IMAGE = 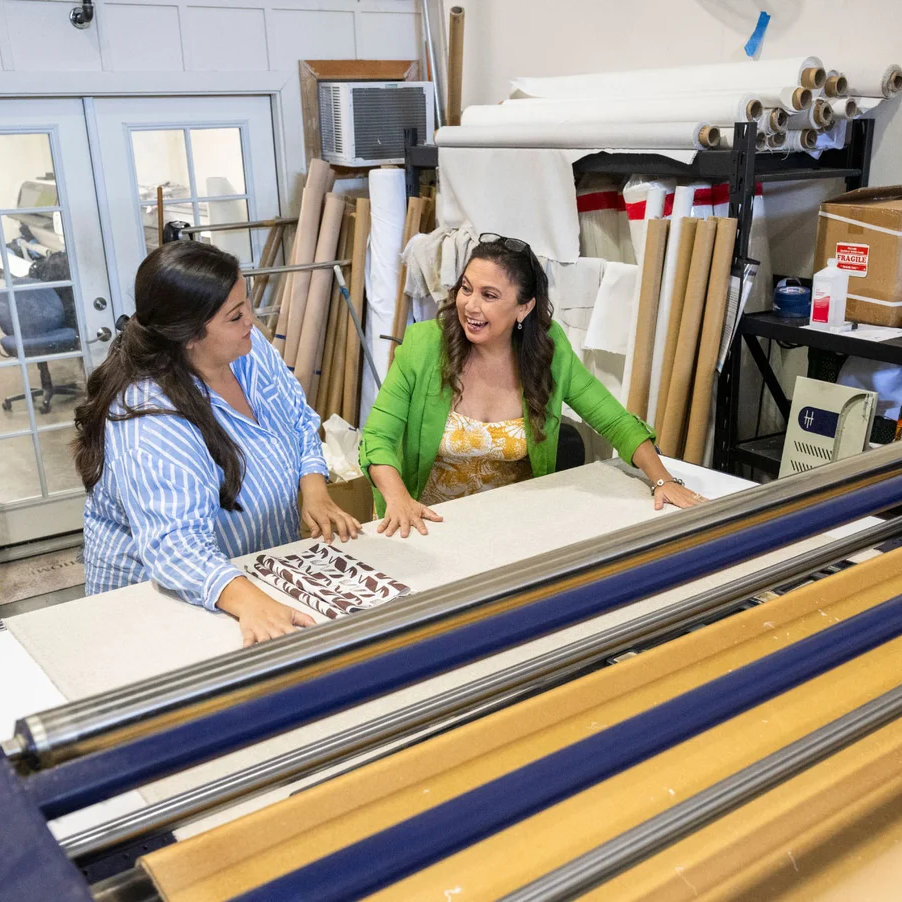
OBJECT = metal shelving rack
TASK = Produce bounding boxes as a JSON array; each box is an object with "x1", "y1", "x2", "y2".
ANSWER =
[{"x1": 404, "y1": 119, "x2": 876, "y2": 475}]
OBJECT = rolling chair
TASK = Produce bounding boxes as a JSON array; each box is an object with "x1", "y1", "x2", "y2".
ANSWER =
[{"x1": 0, "y1": 279, "x2": 79, "y2": 414}]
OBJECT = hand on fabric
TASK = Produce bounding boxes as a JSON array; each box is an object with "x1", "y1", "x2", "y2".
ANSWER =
[
  {"x1": 378, "y1": 493, "x2": 443, "y2": 538},
  {"x1": 300, "y1": 474, "x2": 361, "y2": 543},
  {"x1": 216, "y1": 577, "x2": 315, "y2": 647},
  {"x1": 653, "y1": 481, "x2": 708, "y2": 510}
]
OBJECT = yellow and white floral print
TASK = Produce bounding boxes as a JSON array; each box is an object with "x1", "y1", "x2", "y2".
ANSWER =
[{"x1": 420, "y1": 411, "x2": 532, "y2": 506}]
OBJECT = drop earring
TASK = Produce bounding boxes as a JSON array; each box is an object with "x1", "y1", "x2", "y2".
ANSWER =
[{"x1": 517, "y1": 321, "x2": 523, "y2": 330}]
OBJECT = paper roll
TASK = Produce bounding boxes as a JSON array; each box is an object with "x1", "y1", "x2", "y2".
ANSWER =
[
  {"x1": 683, "y1": 218, "x2": 737, "y2": 465},
  {"x1": 462, "y1": 93, "x2": 762, "y2": 128},
  {"x1": 654, "y1": 218, "x2": 698, "y2": 432},
  {"x1": 510, "y1": 57, "x2": 824, "y2": 100},
  {"x1": 657, "y1": 218, "x2": 717, "y2": 458},
  {"x1": 279, "y1": 159, "x2": 335, "y2": 366},
  {"x1": 625, "y1": 219, "x2": 668, "y2": 420},
  {"x1": 647, "y1": 186, "x2": 694, "y2": 427},
  {"x1": 844, "y1": 63, "x2": 902, "y2": 99},
  {"x1": 435, "y1": 122, "x2": 721, "y2": 150},
  {"x1": 447, "y1": 6, "x2": 465, "y2": 127},
  {"x1": 342, "y1": 199, "x2": 371, "y2": 426},
  {"x1": 294, "y1": 193, "x2": 345, "y2": 394}
]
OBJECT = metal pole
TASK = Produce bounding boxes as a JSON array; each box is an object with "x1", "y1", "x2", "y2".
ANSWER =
[
  {"x1": 59, "y1": 517, "x2": 902, "y2": 861},
  {"x1": 175, "y1": 217, "x2": 297, "y2": 236},
  {"x1": 241, "y1": 259, "x2": 350, "y2": 278},
  {"x1": 420, "y1": 0, "x2": 445, "y2": 129},
  {"x1": 332, "y1": 265, "x2": 382, "y2": 390}
]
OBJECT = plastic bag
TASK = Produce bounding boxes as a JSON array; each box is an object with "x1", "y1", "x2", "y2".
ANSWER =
[{"x1": 321, "y1": 414, "x2": 363, "y2": 484}]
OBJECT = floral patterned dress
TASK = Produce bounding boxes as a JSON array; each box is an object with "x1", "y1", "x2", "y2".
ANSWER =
[{"x1": 419, "y1": 410, "x2": 533, "y2": 506}]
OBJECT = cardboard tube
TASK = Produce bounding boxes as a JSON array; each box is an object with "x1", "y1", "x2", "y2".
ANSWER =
[
  {"x1": 388, "y1": 197, "x2": 425, "y2": 366},
  {"x1": 251, "y1": 224, "x2": 284, "y2": 311},
  {"x1": 766, "y1": 132, "x2": 787, "y2": 149},
  {"x1": 790, "y1": 87, "x2": 812, "y2": 110},
  {"x1": 654, "y1": 218, "x2": 698, "y2": 433},
  {"x1": 342, "y1": 199, "x2": 371, "y2": 426},
  {"x1": 281, "y1": 159, "x2": 335, "y2": 367},
  {"x1": 626, "y1": 218, "x2": 668, "y2": 420},
  {"x1": 657, "y1": 218, "x2": 717, "y2": 458},
  {"x1": 745, "y1": 98, "x2": 763, "y2": 121},
  {"x1": 315, "y1": 209, "x2": 353, "y2": 415},
  {"x1": 683, "y1": 218, "x2": 737, "y2": 465},
  {"x1": 294, "y1": 193, "x2": 345, "y2": 394},
  {"x1": 825, "y1": 72, "x2": 848, "y2": 97},
  {"x1": 156, "y1": 186, "x2": 164, "y2": 246},
  {"x1": 801, "y1": 66, "x2": 826, "y2": 89},
  {"x1": 447, "y1": 6, "x2": 465, "y2": 127},
  {"x1": 271, "y1": 223, "x2": 302, "y2": 351}
]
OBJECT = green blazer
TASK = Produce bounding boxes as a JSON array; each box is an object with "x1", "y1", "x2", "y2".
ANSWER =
[{"x1": 359, "y1": 319, "x2": 655, "y2": 516}]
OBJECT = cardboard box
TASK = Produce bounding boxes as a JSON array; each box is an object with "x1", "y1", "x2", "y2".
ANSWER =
[
  {"x1": 299, "y1": 475, "x2": 375, "y2": 538},
  {"x1": 814, "y1": 186, "x2": 902, "y2": 327}
]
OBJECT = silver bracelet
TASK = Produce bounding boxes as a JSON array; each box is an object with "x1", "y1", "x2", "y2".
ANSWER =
[{"x1": 650, "y1": 477, "x2": 685, "y2": 497}]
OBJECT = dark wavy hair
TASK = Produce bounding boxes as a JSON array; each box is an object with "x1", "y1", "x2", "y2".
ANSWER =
[
  {"x1": 438, "y1": 239, "x2": 555, "y2": 442},
  {"x1": 73, "y1": 241, "x2": 246, "y2": 510}
]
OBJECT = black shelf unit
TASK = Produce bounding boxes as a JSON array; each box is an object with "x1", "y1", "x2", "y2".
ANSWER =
[{"x1": 405, "y1": 120, "x2": 876, "y2": 474}]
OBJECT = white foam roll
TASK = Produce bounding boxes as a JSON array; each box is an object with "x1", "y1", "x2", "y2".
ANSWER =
[
  {"x1": 647, "y1": 185, "x2": 693, "y2": 427},
  {"x1": 844, "y1": 63, "x2": 902, "y2": 98},
  {"x1": 827, "y1": 97, "x2": 859, "y2": 120},
  {"x1": 510, "y1": 57, "x2": 824, "y2": 100},
  {"x1": 461, "y1": 93, "x2": 762, "y2": 129},
  {"x1": 434, "y1": 122, "x2": 720, "y2": 150},
  {"x1": 361, "y1": 168, "x2": 406, "y2": 427}
]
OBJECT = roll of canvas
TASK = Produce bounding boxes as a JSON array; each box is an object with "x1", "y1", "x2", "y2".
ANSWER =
[
  {"x1": 510, "y1": 57, "x2": 824, "y2": 100},
  {"x1": 647, "y1": 186, "x2": 693, "y2": 427},
  {"x1": 577, "y1": 177, "x2": 624, "y2": 261},
  {"x1": 583, "y1": 261, "x2": 639, "y2": 355},
  {"x1": 824, "y1": 70, "x2": 849, "y2": 98},
  {"x1": 756, "y1": 107, "x2": 788, "y2": 135},
  {"x1": 774, "y1": 129, "x2": 817, "y2": 152},
  {"x1": 720, "y1": 129, "x2": 767, "y2": 152},
  {"x1": 278, "y1": 159, "x2": 335, "y2": 366},
  {"x1": 658, "y1": 218, "x2": 717, "y2": 457},
  {"x1": 787, "y1": 98, "x2": 833, "y2": 130},
  {"x1": 625, "y1": 218, "x2": 669, "y2": 420},
  {"x1": 683, "y1": 217, "x2": 737, "y2": 465},
  {"x1": 654, "y1": 218, "x2": 698, "y2": 431},
  {"x1": 828, "y1": 97, "x2": 860, "y2": 120},
  {"x1": 294, "y1": 193, "x2": 345, "y2": 394},
  {"x1": 361, "y1": 168, "x2": 407, "y2": 426},
  {"x1": 462, "y1": 93, "x2": 762, "y2": 128},
  {"x1": 435, "y1": 122, "x2": 721, "y2": 150},
  {"x1": 844, "y1": 63, "x2": 902, "y2": 98}
]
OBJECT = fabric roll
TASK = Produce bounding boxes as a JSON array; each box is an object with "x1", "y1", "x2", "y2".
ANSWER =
[
  {"x1": 277, "y1": 159, "x2": 335, "y2": 367},
  {"x1": 647, "y1": 185, "x2": 694, "y2": 427},
  {"x1": 657, "y1": 218, "x2": 717, "y2": 457},
  {"x1": 510, "y1": 57, "x2": 824, "y2": 100},
  {"x1": 623, "y1": 176, "x2": 675, "y2": 260},
  {"x1": 576, "y1": 176, "x2": 624, "y2": 261},
  {"x1": 688, "y1": 182, "x2": 714, "y2": 219},
  {"x1": 583, "y1": 262, "x2": 639, "y2": 355},
  {"x1": 294, "y1": 193, "x2": 345, "y2": 394},
  {"x1": 844, "y1": 63, "x2": 902, "y2": 98},
  {"x1": 683, "y1": 218, "x2": 737, "y2": 465},
  {"x1": 462, "y1": 93, "x2": 761, "y2": 128},
  {"x1": 654, "y1": 218, "x2": 698, "y2": 432},
  {"x1": 828, "y1": 97, "x2": 859, "y2": 120},
  {"x1": 625, "y1": 219, "x2": 669, "y2": 420},
  {"x1": 361, "y1": 169, "x2": 406, "y2": 427}
]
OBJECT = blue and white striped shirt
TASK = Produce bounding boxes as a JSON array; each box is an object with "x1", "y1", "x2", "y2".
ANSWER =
[{"x1": 83, "y1": 328, "x2": 329, "y2": 609}]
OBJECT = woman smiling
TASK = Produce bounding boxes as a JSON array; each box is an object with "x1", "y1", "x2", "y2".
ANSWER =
[{"x1": 360, "y1": 234, "x2": 703, "y2": 538}]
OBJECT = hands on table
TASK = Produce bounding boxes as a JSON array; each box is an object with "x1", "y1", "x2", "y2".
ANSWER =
[
  {"x1": 377, "y1": 493, "x2": 443, "y2": 538},
  {"x1": 216, "y1": 576, "x2": 315, "y2": 647},
  {"x1": 653, "y1": 480, "x2": 708, "y2": 510},
  {"x1": 300, "y1": 473, "x2": 362, "y2": 543}
]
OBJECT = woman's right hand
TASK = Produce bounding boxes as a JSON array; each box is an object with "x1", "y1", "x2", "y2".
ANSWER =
[
  {"x1": 217, "y1": 577, "x2": 316, "y2": 647},
  {"x1": 377, "y1": 493, "x2": 443, "y2": 538}
]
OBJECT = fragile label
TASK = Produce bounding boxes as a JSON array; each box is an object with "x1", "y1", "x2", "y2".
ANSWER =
[{"x1": 835, "y1": 243, "x2": 869, "y2": 277}]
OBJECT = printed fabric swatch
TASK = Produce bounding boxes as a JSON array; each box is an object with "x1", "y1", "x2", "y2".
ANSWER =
[{"x1": 248, "y1": 543, "x2": 411, "y2": 620}]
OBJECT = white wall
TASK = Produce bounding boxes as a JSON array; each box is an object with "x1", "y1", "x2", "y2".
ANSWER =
[{"x1": 444, "y1": 0, "x2": 902, "y2": 186}]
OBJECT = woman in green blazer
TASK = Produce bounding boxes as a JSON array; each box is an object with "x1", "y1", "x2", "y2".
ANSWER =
[{"x1": 360, "y1": 235, "x2": 704, "y2": 537}]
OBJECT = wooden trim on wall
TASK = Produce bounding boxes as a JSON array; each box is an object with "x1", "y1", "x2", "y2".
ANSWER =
[{"x1": 299, "y1": 59, "x2": 420, "y2": 179}]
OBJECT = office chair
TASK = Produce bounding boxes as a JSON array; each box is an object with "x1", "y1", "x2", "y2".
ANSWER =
[{"x1": 0, "y1": 279, "x2": 79, "y2": 414}]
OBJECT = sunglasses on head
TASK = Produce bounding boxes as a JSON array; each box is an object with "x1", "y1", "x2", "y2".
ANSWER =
[{"x1": 478, "y1": 233, "x2": 532, "y2": 255}]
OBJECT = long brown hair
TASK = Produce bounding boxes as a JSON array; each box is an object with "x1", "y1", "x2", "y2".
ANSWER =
[
  {"x1": 73, "y1": 241, "x2": 247, "y2": 510},
  {"x1": 438, "y1": 240, "x2": 555, "y2": 441}
]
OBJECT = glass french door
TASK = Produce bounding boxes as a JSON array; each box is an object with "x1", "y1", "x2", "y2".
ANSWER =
[
  {"x1": 0, "y1": 99, "x2": 116, "y2": 547},
  {"x1": 0, "y1": 95, "x2": 281, "y2": 547}
]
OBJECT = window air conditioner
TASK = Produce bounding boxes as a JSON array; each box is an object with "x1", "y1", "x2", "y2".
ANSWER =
[{"x1": 318, "y1": 81, "x2": 435, "y2": 167}]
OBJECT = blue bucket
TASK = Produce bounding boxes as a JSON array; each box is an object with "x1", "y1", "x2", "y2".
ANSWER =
[{"x1": 774, "y1": 278, "x2": 811, "y2": 319}]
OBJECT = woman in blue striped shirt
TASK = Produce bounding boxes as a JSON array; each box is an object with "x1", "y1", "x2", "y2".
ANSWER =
[{"x1": 73, "y1": 242, "x2": 360, "y2": 646}]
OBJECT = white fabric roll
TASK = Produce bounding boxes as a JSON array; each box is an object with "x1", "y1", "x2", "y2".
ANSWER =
[
  {"x1": 462, "y1": 93, "x2": 760, "y2": 128},
  {"x1": 361, "y1": 168, "x2": 406, "y2": 427},
  {"x1": 844, "y1": 63, "x2": 902, "y2": 98},
  {"x1": 510, "y1": 57, "x2": 823, "y2": 100},
  {"x1": 438, "y1": 147, "x2": 583, "y2": 263},
  {"x1": 623, "y1": 177, "x2": 673, "y2": 260},
  {"x1": 827, "y1": 97, "x2": 859, "y2": 120},
  {"x1": 647, "y1": 185, "x2": 694, "y2": 427},
  {"x1": 435, "y1": 122, "x2": 717, "y2": 151},
  {"x1": 583, "y1": 261, "x2": 638, "y2": 355}
]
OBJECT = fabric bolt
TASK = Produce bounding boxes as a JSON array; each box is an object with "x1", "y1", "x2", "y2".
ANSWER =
[
  {"x1": 420, "y1": 411, "x2": 532, "y2": 506},
  {"x1": 359, "y1": 320, "x2": 655, "y2": 517},
  {"x1": 82, "y1": 328, "x2": 328, "y2": 609},
  {"x1": 583, "y1": 261, "x2": 639, "y2": 355}
]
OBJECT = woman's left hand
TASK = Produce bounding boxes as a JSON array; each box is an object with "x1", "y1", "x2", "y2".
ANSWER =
[
  {"x1": 654, "y1": 481, "x2": 707, "y2": 510},
  {"x1": 302, "y1": 494, "x2": 362, "y2": 542}
]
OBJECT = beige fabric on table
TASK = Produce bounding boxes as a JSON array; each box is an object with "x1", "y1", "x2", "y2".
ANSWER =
[{"x1": 5, "y1": 462, "x2": 834, "y2": 840}]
